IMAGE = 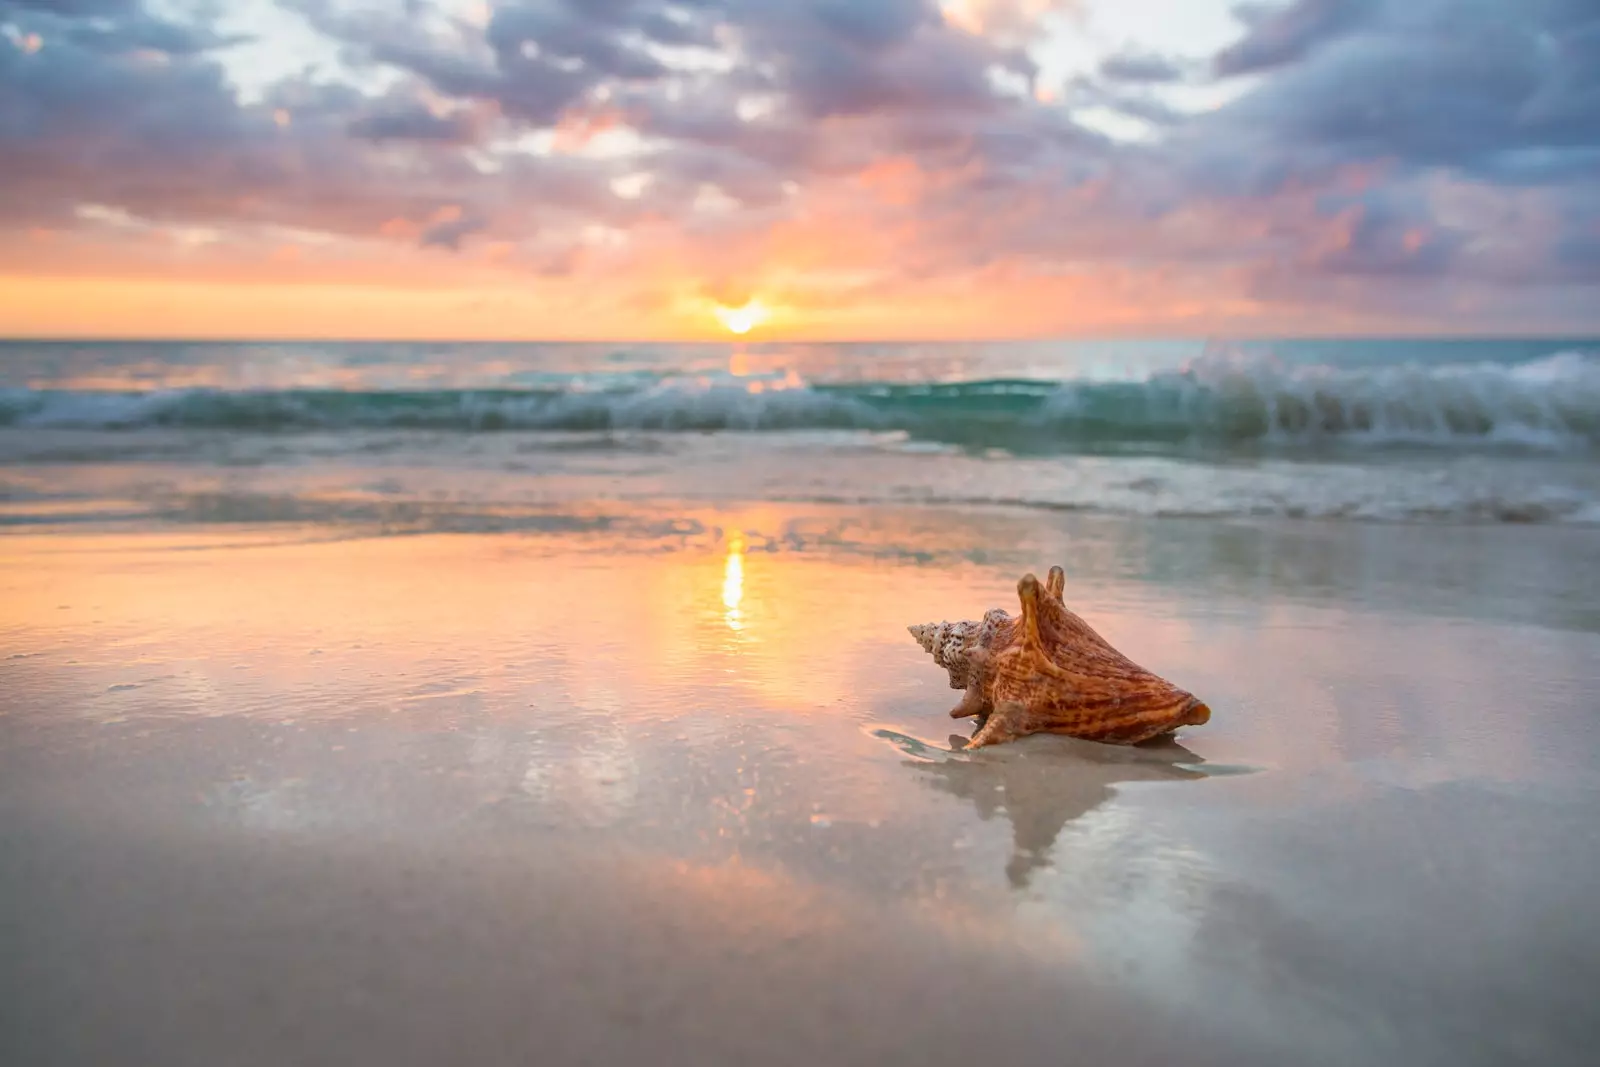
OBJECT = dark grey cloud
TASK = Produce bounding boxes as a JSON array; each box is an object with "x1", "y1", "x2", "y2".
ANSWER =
[
  {"x1": 306, "y1": 0, "x2": 1012, "y2": 127},
  {"x1": 1179, "y1": 14, "x2": 1600, "y2": 286},
  {"x1": 1099, "y1": 52, "x2": 1186, "y2": 83},
  {"x1": 1306, "y1": 193, "x2": 1463, "y2": 277},
  {"x1": 348, "y1": 99, "x2": 477, "y2": 143},
  {"x1": 1214, "y1": 0, "x2": 1377, "y2": 77},
  {"x1": 2, "y1": 0, "x2": 231, "y2": 54},
  {"x1": 1201, "y1": 0, "x2": 1600, "y2": 185},
  {"x1": 6, "y1": 0, "x2": 142, "y2": 15},
  {"x1": 420, "y1": 209, "x2": 488, "y2": 250},
  {"x1": 0, "y1": 3, "x2": 270, "y2": 229},
  {"x1": 734, "y1": 0, "x2": 1034, "y2": 121},
  {"x1": 0, "y1": 0, "x2": 621, "y2": 251},
  {"x1": 1555, "y1": 227, "x2": 1600, "y2": 279},
  {"x1": 775, "y1": 24, "x2": 1001, "y2": 119},
  {"x1": 802, "y1": 0, "x2": 934, "y2": 50},
  {"x1": 284, "y1": 0, "x2": 1057, "y2": 216}
]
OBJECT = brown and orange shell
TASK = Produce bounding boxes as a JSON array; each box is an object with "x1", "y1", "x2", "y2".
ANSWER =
[{"x1": 909, "y1": 566, "x2": 1210, "y2": 748}]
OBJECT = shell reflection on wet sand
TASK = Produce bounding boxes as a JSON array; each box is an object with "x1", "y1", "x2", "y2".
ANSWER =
[
  {"x1": 910, "y1": 566, "x2": 1212, "y2": 748},
  {"x1": 872, "y1": 728, "x2": 1211, "y2": 888}
]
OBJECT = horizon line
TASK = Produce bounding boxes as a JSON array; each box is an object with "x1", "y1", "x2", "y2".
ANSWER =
[{"x1": 2, "y1": 331, "x2": 1597, "y2": 345}]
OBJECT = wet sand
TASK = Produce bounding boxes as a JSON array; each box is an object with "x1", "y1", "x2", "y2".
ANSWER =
[{"x1": 3, "y1": 508, "x2": 1600, "y2": 1066}]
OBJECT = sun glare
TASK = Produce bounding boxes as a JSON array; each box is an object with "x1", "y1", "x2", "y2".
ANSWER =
[
  {"x1": 722, "y1": 535, "x2": 746, "y2": 632},
  {"x1": 714, "y1": 299, "x2": 769, "y2": 335}
]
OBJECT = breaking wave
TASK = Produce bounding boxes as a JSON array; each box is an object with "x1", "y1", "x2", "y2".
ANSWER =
[{"x1": 3, "y1": 350, "x2": 1596, "y2": 453}]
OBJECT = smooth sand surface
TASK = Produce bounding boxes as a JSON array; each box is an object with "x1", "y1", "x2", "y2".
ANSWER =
[{"x1": 4, "y1": 508, "x2": 1600, "y2": 1066}]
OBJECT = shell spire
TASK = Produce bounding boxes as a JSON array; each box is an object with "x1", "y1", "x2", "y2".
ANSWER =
[{"x1": 907, "y1": 619, "x2": 980, "y2": 691}]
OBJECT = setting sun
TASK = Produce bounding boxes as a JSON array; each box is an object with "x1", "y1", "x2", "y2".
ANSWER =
[{"x1": 714, "y1": 299, "x2": 770, "y2": 336}]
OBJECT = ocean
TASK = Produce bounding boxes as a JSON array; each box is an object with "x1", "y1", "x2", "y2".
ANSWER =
[
  {"x1": 6, "y1": 335, "x2": 1600, "y2": 1066},
  {"x1": 1, "y1": 336, "x2": 1597, "y2": 529}
]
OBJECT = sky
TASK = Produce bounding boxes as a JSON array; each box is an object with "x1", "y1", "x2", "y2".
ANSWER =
[{"x1": 0, "y1": 0, "x2": 1596, "y2": 340}]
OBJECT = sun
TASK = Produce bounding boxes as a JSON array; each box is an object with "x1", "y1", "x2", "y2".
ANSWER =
[{"x1": 713, "y1": 299, "x2": 769, "y2": 336}]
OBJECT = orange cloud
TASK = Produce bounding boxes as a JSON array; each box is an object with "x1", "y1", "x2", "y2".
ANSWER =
[
  {"x1": 857, "y1": 157, "x2": 924, "y2": 207},
  {"x1": 379, "y1": 217, "x2": 419, "y2": 240},
  {"x1": 940, "y1": 0, "x2": 1073, "y2": 38},
  {"x1": 551, "y1": 107, "x2": 626, "y2": 153}
]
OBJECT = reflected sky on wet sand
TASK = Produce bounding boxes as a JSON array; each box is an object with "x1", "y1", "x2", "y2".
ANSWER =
[{"x1": 4, "y1": 508, "x2": 1600, "y2": 1066}]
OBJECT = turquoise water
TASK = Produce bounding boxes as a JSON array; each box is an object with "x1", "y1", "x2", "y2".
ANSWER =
[
  {"x1": 2, "y1": 337, "x2": 1598, "y2": 524},
  {"x1": 3, "y1": 338, "x2": 1597, "y2": 448}
]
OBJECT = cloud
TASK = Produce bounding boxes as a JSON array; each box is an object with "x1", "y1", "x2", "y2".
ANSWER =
[
  {"x1": 347, "y1": 98, "x2": 479, "y2": 143},
  {"x1": 0, "y1": 0, "x2": 1597, "y2": 333},
  {"x1": 419, "y1": 205, "x2": 487, "y2": 250},
  {"x1": 8, "y1": 0, "x2": 142, "y2": 15},
  {"x1": 1214, "y1": 0, "x2": 1376, "y2": 77},
  {"x1": 1210, "y1": 5, "x2": 1587, "y2": 173},
  {"x1": 4, "y1": 0, "x2": 236, "y2": 53},
  {"x1": 1098, "y1": 51, "x2": 1187, "y2": 83},
  {"x1": 0, "y1": 0, "x2": 630, "y2": 246}
]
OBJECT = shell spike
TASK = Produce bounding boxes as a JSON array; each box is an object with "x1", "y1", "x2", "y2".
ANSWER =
[
  {"x1": 1017, "y1": 573, "x2": 1044, "y2": 652},
  {"x1": 1046, "y1": 566, "x2": 1065, "y2": 600}
]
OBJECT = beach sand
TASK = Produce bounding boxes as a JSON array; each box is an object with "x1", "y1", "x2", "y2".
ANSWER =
[{"x1": 4, "y1": 506, "x2": 1599, "y2": 1066}]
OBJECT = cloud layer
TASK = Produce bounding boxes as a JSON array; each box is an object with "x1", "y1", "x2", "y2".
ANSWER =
[{"x1": 1, "y1": 0, "x2": 1596, "y2": 337}]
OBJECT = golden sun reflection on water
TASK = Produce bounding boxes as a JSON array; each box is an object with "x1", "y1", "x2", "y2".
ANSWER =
[{"x1": 722, "y1": 534, "x2": 746, "y2": 632}]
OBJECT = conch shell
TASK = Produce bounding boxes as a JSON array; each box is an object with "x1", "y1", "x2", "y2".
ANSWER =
[{"x1": 909, "y1": 567, "x2": 1210, "y2": 748}]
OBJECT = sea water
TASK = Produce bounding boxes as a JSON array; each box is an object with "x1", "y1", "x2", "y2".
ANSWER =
[{"x1": 1, "y1": 337, "x2": 1597, "y2": 526}]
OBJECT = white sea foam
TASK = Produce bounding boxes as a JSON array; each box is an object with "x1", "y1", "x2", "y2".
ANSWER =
[{"x1": 2, "y1": 349, "x2": 1597, "y2": 452}]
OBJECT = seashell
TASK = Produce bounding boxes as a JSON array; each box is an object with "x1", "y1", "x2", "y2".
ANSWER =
[{"x1": 908, "y1": 566, "x2": 1210, "y2": 748}]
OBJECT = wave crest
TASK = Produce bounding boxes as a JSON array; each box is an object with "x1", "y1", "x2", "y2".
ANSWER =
[{"x1": 2, "y1": 350, "x2": 1595, "y2": 452}]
